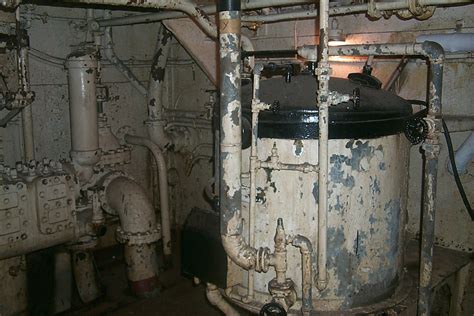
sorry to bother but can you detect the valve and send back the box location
[259,302,287,316]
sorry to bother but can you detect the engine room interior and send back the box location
[0,0,473,315]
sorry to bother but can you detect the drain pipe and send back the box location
[104,175,161,296]
[65,48,101,184]
[316,0,330,292]
[326,41,444,316]
[124,134,171,260]
[146,24,173,149]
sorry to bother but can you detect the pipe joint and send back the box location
[421,40,445,63]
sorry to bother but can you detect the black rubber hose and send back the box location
[442,119,474,221]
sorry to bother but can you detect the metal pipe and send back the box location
[96,0,315,27]
[327,40,444,316]
[105,175,160,296]
[93,0,472,28]
[206,283,240,316]
[71,250,102,303]
[73,0,218,38]
[246,64,266,300]
[65,48,101,183]
[146,24,173,149]
[329,0,471,16]
[316,0,330,292]
[383,57,408,91]
[16,8,35,161]
[124,134,172,259]
[290,235,313,316]
[219,0,259,271]
[103,12,147,96]
[242,8,317,23]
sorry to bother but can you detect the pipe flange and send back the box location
[367,0,383,19]
[116,226,161,246]
[67,235,99,251]
[255,247,271,273]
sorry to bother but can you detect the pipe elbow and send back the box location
[421,41,445,62]
[105,176,160,244]
[221,234,257,270]
[291,235,313,254]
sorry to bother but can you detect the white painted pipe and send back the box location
[448,132,474,174]
[105,175,160,296]
[417,33,474,53]
[124,134,172,259]
[16,9,35,161]
[65,48,101,171]
[206,283,240,316]
[316,0,330,292]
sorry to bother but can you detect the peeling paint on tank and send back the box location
[329,154,355,188]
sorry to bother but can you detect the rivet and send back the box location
[57,225,63,232]
[42,179,48,185]
[16,183,23,190]
[55,212,60,218]
[3,198,9,204]
[21,195,26,201]
[39,191,45,198]
[55,201,61,208]
[41,217,47,223]
[21,233,27,240]
[44,203,50,210]
[6,211,11,217]
[54,177,60,183]
[46,228,52,234]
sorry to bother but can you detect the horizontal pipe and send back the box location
[97,0,315,27]
[72,0,218,38]
[95,0,472,28]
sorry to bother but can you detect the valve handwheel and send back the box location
[259,302,287,316]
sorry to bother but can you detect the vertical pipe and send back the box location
[146,24,173,149]
[72,250,102,303]
[316,0,330,291]
[418,42,444,316]
[246,65,263,300]
[53,251,72,313]
[16,8,34,161]
[124,134,172,260]
[66,48,101,174]
[219,0,258,270]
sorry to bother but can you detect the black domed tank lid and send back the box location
[241,74,413,140]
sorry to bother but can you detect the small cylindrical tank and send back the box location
[65,48,100,167]
[226,74,412,313]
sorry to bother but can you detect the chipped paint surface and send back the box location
[228,135,410,312]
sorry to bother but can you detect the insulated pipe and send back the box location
[219,0,258,271]
[206,283,240,316]
[124,134,171,259]
[242,8,317,23]
[105,176,160,296]
[65,48,101,182]
[103,12,147,96]
[96,0,315,27]
[73,0,218,38]
[328,40,444,316]
[290,235,313,316]
[146,25,173,149]
[316,0,330,292]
